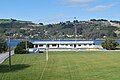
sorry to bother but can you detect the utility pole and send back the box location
[25,37,28,54]
[74,17,77,41]
[74,17,77,49]
[25,37,28,50]
[8,36,11,70]
[8,19,14,71]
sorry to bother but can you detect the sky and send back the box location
[0,0,120,24]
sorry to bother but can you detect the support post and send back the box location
[74,17,77,42]
[46,44,48,61]
[26,37,28,50]
[74,17,77,49]
[8,36,11,70]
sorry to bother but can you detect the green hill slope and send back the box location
[0,19,120,40]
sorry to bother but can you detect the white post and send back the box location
[46,44,48,61]
[34,45,36,48]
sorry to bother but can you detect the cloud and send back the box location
[59,0,95,5]
[59,0,95,7]
[67,0,95,3]
[86,3,117,11]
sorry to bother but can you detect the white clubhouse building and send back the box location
[32,40,98,49]
[28,40,103,52]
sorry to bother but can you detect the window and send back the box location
[84,44,87,46]
[65,44,68,46]
[74,44,76,47]
[78,44,81,46]
[39,44,43,47]
[52,44,56,46]
[89,44,92,46]
[35,44,38,48]
[47,44,50,47]
[70,44,73,46]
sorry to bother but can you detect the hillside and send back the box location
[0,19,120,40]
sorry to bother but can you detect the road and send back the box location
[0,50,14,64]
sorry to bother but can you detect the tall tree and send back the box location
[14,41,33,54]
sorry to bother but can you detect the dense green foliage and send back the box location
[14,41,33,54]
[0,51,120,80]
[0,38,8,53]
[101,39,119,50]
[0,42,8,53]
[0,19,120,40]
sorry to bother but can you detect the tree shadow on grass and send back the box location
[0,64,30,73]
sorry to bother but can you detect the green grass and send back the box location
[0,51,120,80]
[116,45,120,50]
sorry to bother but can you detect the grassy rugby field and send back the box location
[0,51,120,80]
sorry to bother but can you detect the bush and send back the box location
[15,41,33,54]
[0,42,8,53]
[101,38,119,50]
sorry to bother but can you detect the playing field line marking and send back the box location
[40,61,48,80]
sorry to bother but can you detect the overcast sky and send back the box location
[0,0,119,24]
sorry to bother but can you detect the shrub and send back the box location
[101,38,119,50]
[15,41,33,54]
[0,42,8,53]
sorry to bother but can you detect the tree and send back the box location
[73,20,79,23]
[39,23,43,25]
[14,41,33,54]
[0,42,8,53]
[0,38,8,53]
[90,19,97,21]
[101,38,119,50]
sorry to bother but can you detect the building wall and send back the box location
[33,43,95,49]
[59,44,74,48]
[49,44,58,48]
[76,44,95,48]
[34,44,46,48]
